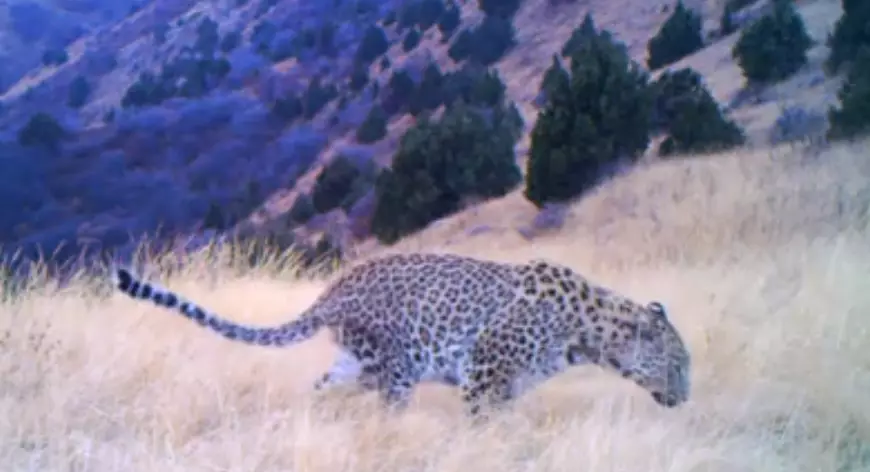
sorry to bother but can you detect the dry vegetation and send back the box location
[2,135,869,471]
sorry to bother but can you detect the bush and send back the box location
[316,21,338,57]
[479,0,523,19]
[769,104,827,145]
[382,69,417,115]
[418,0,446,30]
[261,125,327,182]
[302,77,339,119]
[18,113,67,152]
[825,0,870,74]
[221,30,242,53]
[383,10,397,27]
[447,16,515,66]
[732,0,813,84]
[272,93,304,122]
[561,13,597,58]
[311,155,377,214]
[41,48,69,67]
[409,62,445,115]
[468,16,516,65]
[349,64,370,91]
[441,63,508,108]
[646,1,704,70]
[402,28,422,52]
[355,25,389,64]
[525,23,652,208]
[652,68,745,156]
[827,47,870,141]
[538,54,570,106]
[203,202,228,230]
[289,193,316,225]
[195,17,220,56]
[121,55,231,108]
[437,3,461,36]
[371,101,522,244]
[67,75,91,109]
[719,0,760,36]
[447,29,474,62]
[356,105,389,143]
[250,20,278,55]
[398,2,420,30]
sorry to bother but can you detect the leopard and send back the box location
[112,252,691,418]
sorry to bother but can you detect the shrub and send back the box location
[441,63,508,107]
[356,105,389,143]
[827,47,870,141]
[302,77,338,119]
[525,23,652,208]
[418,0,446,30]
[349,64,370,91]
[287,193,315,225]
[398,2,420,30]
[467,16,516,65]
[18,113,67,152]
[769,104,827,145]
[203,202,228,230]
[382,69,417,115]
[261,125,327,183]
[437,3,461,37]
[403,28,422,52]
[447,29,474,62]
[67,75,91,109]
[250,20,278,55]
[195,17,220,56]
[646,1,704,70]
[732,0,813,84]
[221,30,242,52]
[561,13,597,58]
[825,0,870,74]
[370,101,522,244]
[41,48,69,66]
[719,0,760,36]
[447,17,515,66]
[719,0,758,36]
[225,46,266,85]
[268,32,297,62]
[272,93,304,122]
[316,21,338,57]
[409,62,445,115]
[479,0,523,19]
[652,68,745,156]
[383,10,397,27]
[538,54,570,106]
[355,25,389,64]
[650,67,702,131]
[312,155,377,214]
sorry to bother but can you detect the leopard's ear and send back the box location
[646,301,668,320]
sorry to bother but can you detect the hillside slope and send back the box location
[0,0,851,276]
[2,138,868,471]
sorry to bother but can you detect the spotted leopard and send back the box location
[113,252,691,417]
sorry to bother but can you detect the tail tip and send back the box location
[113,267,134,292]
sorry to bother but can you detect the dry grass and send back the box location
[3,138,870,472]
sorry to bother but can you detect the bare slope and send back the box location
[2,138,869,471]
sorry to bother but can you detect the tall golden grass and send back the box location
[2,140,869,471]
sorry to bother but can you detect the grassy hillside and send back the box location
[2,136,868,470]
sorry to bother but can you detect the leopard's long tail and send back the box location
[112,268,324,347]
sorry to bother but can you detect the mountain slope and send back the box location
[2,136,867,471]
[0,0,852,276]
